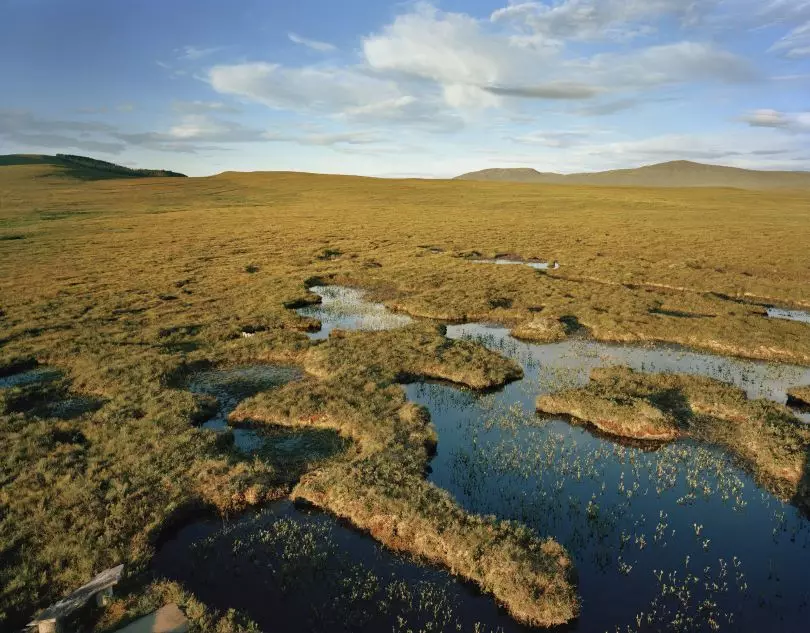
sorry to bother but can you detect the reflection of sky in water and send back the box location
[471,258,559,270]
[449,323,810,404]
[189,365,302,452]
[768,307,810,324]
[296,286,411,340]
[0,368,61,388]
[404,324,810,632]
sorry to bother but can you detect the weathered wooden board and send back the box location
[28,564,124,629]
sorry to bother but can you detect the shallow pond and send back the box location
[406,324,810,632]
[163,288,810,632]
[296,285,412,340]
[0,367,61,389]
[0,367,104,419]
[472,258,560,271]
[188,365,303,452]
[767,307,810,325]
[153,500,533,633]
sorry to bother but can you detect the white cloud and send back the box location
[288,32,336,52]
[263,130,382,146]
[360,4,752,110]
[483,82,604,99]
[741,109,810,132]
[577,42,757,87]
[576,132,806,167]
[770,21,810,58]
[171,100,241,114]
[491,0,719,42]
[0,109,125,154]
[362,3,563,108]
[507,129,596,147]
[207,60,464,132]
[338,95,465,132]
[179,45,223,60]
[209,62,402,112]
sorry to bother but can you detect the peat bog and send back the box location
[4,165,810,632]
[160,287,810,632]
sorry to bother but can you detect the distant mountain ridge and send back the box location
[455,160,810,189]
[0,154,186,180]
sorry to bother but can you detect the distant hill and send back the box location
[455,160,810,189]
[0,154,186,180]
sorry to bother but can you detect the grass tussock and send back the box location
[511,316,568,344]
[92,580,258,633]
[231,329,577,627]
[787,386,810,409]
[537,366,810,507]
[302,323,523,389]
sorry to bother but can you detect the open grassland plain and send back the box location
[1,157,810,631]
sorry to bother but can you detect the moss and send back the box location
[302,323,523,390]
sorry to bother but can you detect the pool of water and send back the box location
[768,307,810,325]
[472,258,560,271]
[153,500,533,633]
[451,324,810,405]
[0,368,61,389]
[188,365,302,452]
[296,286,412,340]
[404,324,810,632]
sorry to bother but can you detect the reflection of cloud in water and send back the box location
[471,258,559,270]
[450,323,810,404]
[767,307,810,324]
[188,365,302,452]
[284,286,810,630]
[297,286,411,340]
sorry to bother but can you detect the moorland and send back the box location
[2,154,810,631]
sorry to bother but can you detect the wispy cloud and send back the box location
[741,109,810,133]
[178,45,224,60]
[288,32,337,52]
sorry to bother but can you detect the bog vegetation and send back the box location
[1,155,810,630]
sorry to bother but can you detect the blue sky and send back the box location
[1,0,808,176]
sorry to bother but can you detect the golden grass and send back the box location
[2,162,810,627]
[787,386,810,408]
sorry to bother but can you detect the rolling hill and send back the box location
[456,160,810,189]
[0,154,186,180]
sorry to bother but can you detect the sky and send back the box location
[0,0,809,177]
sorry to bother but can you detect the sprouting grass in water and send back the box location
[177,508,512,633]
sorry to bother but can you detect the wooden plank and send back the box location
[28,564,124,626]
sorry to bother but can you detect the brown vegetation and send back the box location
[788,386,810,409]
